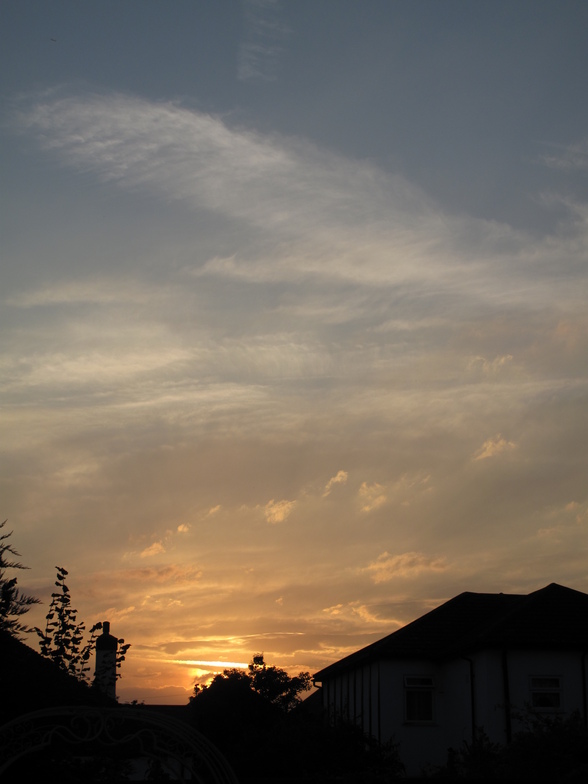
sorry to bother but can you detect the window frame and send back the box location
[404,675,435,723]
[529,675,562,712]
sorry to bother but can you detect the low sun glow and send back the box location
[169,659,249,669]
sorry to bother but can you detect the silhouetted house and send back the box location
[313,583,588,777]
[0,629,107,724]
[0,630,239,782]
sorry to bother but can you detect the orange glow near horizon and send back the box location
[169,659,249,669]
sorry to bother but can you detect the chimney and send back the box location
[94,620,118,700]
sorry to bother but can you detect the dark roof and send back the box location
[314,583,588,681]
[0,630,110,723]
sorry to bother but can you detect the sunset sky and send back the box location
[2,1,588,705]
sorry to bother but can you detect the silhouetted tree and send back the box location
[190,654,311,717]
[189,655,310,771]
[189,658,404,781]
[504,709,588,783]
[190,666,276,750]
[433,710,588,782]
[0,520,39,638]
[35,566,130,684]
[248,653,312,711]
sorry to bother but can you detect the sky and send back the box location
[1,0,587,705]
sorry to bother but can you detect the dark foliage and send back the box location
[0,520,39,638]
[35,566,100,681]
[255,711,405,783]
[248,652,312,712]
[429,711,588,783]
[504,710,588,783]
[190,666,280,749]
[188,655,404,781]
[35,565,130,684]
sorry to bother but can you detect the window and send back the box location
[530,676,561,710]
[404,676,434,722]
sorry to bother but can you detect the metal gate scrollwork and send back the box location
[0,706,239,782]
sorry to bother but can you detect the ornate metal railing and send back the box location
[0,705,239,782]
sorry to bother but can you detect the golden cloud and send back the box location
[322,603,345,616]
[472,434,516,461]
[264,498,296,524]
[323,469,348,496]
[359,481,387,512]
[468,354,514,376]
[365,551,447,583]
[140,541,166,558]
[115,564,203,584]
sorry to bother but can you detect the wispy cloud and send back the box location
[359,482,387,513]
[365,552,448,583]
[238,0,289,82]
[12,91,588,320]
[18,90,386,239]
[541,138,588,171]
[473,434,517,461]
[140,541,165,558]
[264,498,296,524]
[4,277,159,308]
[356,473,431,513]
[321,601,400,629]
[323,470,348,497]
[467,354,514,378]
[106,565,204,585]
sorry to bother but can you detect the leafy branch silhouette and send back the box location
[35,566,130,685]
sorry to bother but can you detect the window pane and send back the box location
[406,689,433,721]
[405,676,434,688]
[532,691,561,709]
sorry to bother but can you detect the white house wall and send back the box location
[319,649,588,777]
[322,663,380,740]
[468,649,508,744]
[379,659,454,775]
[468,648,587,742]
[504,649,587,733]
[320,659,473,774]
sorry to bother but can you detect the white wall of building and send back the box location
[319,649,588,777]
